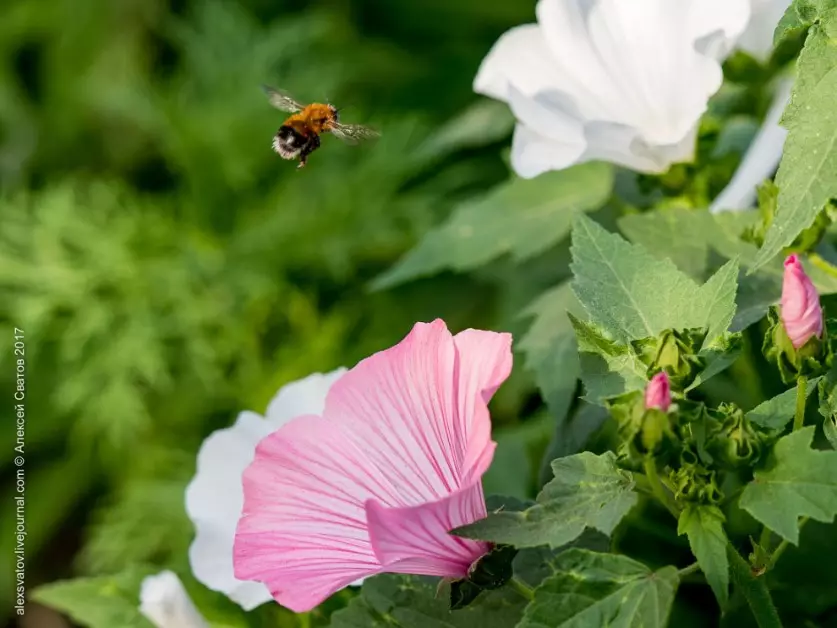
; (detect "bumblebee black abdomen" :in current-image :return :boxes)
[272,125,308,159]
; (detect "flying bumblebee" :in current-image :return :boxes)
[261,85,380,168]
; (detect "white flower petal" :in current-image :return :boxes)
[264,369,347,428]
[185,369,345,610]
[139,571,208,628]
[475,0,750,177]
[737,0,793,61]
[710,78,792,213]
[473,24,563,101]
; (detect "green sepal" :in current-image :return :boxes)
[606,391,679,464]
[668,459,723,506]
[631,328,706,388]
[704,402,768,470]
[762,307,833,384]
[448,544,518,610]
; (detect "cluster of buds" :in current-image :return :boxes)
[764,255,831,382]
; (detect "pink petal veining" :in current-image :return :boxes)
[233,320,512,612]
[781,255,823,349]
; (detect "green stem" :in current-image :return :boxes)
[678,562,701,578]
[769,517,810,570]
[809,252,837,279]
[509,576,535,601]
[759,526,773,555]
[631,471,654,495]
[728,545,783,628]
[643,457,679,519]
[794,375,808,432]
[297,612,311,628]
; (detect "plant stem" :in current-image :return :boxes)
[769,517,810,570]
[509,576,535,601]
[794,375,808,432]
[643,457,679,519]
[678,562,701,578]
[297,612,311,628]
[728,545,783,628]
[631,471,654,495]
[809,252,837,279]
[759,526,773,555]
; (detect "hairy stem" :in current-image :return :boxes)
[678,562,701,578]
[728,545,783,628]
[509,576,535,601]
[794,375,808,432]
[769,517,810,570]
[643,457,679,518]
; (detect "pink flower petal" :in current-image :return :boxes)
[781,255,823,349]
[366,481,491,577]
[233,320,512,612]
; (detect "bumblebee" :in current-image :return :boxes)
[261,85,380,168]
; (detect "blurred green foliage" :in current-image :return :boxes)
[0,0,541,623]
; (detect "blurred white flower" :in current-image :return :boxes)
[139,571,208,628]
[738,0,793,60]
[709,78,792,213]
[474,0,751,178]
[185,369,347,611]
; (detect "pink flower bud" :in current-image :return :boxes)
[645,372,671,411]
[781,255,823,349]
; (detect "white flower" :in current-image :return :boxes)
[709,78,792,213]
[474,0,751,178]
[139,571,208,628]
[738,0,793,60]
[185,369,347,611]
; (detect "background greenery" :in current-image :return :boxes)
[3,0,835,626]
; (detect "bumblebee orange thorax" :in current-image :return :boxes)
[293,103,338,134]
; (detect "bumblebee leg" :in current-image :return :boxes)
[296,135,321,170]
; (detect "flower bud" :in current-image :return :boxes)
[781,254,823,349]
[645,372,671,411]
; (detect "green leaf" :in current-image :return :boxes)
[740,426,837,543]
[415,99,515,159]
[31,570,155,628]
[752,15,837,270]
[570,214,738,346]
[746,378,821,430]
[329,574,527,628]
[372,163,613,289]
[569,314,647,403]
[618,207,837,331]
[518,550,679,628]
[518,281,581,420]
[826,416,837,449]
[454,452,637,548]
[677,505,729,607]
[685,333,743,392]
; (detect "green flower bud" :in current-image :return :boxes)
[705,402,765,469]
[632,328,706,388]
[669,461,722,505]
[763,307,834,384]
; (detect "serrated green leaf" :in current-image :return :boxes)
[569,314,647,403]
[752,16,837,270]
[518,550,679,628]
[619,207,837,330]
[570,215,738,346]
[372,163,613,289]
[677,505,729,607]
[32,570,155,628]
[740,427,837,543]
[454,452,637,548]
[329,574,527,628]
[746,378,821,430]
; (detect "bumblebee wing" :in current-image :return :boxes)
[260,85,304,113]
[330,122,381,144]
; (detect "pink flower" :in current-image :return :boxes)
[781,254,823,349]
[233,320,512,612]
[645,372,671,411]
